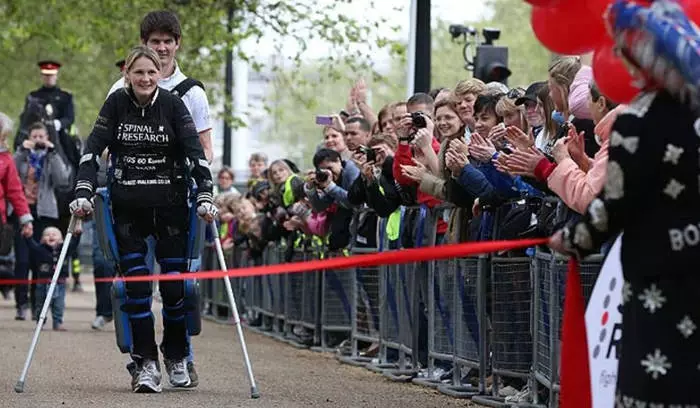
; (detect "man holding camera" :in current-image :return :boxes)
[348,134,402,248]
[304,149,360,251]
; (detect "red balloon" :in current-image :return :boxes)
[679,0,700,26]
[531,4,608,55]
[524,0,561,6]
[592,42,639,104]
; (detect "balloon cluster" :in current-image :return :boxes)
[527,0,700,103]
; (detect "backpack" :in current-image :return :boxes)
[171,78,205,98]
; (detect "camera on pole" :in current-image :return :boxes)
[449,25,511,85]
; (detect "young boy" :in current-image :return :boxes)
[27,225,80,331]
[247,153,268,189]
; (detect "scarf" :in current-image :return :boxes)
[29,150,47,180]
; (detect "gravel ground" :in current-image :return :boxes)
[0,273,481,408]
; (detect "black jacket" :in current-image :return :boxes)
[75,87,212,208]
[347,157,401,217]
[27,237,80,280]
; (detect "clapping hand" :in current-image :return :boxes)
[504,146,546,178]
[400,158,428,182]
[505,126,535,151]
[469,132,497,162]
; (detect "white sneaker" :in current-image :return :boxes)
[505,385,531,403]
[164,358,191,388]
[133,360,162,393]
[498,385,519,397]
[91,315,112,330]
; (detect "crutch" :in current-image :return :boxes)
[15,216,79,393]
[207,218,260,399]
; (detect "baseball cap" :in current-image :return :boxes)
[515,81,546,106]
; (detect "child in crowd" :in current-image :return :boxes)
[247,153,268,190]
[27,225,80,331]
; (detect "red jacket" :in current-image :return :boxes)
[392,139,448,235]
[0,151,32,225]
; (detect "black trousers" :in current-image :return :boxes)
[113,204,189,361]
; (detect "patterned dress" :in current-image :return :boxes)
[563,90,700,406]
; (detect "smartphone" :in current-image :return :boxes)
[315,115,334,125]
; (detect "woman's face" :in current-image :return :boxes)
[474,109,500,137]
[524,100,545,128]
[323,128,346,153]
[217,171,233,190]
[435,106,462,139]
[456,93,477,124]
[379,111,395,136]
[548,76,567,113]
[269,163,290,185]
[502,109,523,130]
[127,56,160,101]
[587,91,607,125]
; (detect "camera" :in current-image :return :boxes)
[482,28,501,45]
[356,145,376,163]
[448,24,476,40]
[315,169,329,183]
[34,141,46,150]
[411,112,427,129]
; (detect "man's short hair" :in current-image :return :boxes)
[28,122,47,134]
[140,10,182,42]
[313,148,341,168]
[345,117,371,132]
[248,152,268,164]
[454,78,487,98]
[406,93,434,108]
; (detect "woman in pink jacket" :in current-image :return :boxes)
[538,82,626,214]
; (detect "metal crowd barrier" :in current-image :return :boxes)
[314,249,353,351]
[437,256,488,398]
[531,250,603,407]
[337,246,382,366]
[197,201,607,407]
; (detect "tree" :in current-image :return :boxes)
[431,0,551,89]
[0,0,399,145]
[259,0,552,166]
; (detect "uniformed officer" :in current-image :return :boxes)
[16,61,76,161]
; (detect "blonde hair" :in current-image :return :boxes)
[323,114,346,134]
[0,112,13,148]
[123,46,162,88]
[548,56,582,91]
[496,88,528,131]
[453,78,487,98]
[267,159,294,190]
[41,226,64,243]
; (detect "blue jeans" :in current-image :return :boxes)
[35,282,66,328]
[91,221,115,317]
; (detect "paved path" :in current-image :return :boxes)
[0,273,479,408]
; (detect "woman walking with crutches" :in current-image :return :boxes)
[69,45,216,393]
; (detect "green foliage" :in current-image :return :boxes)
[0,0,399,146]
[259,0,551,166]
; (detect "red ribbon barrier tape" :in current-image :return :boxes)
[0,238,548,286]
